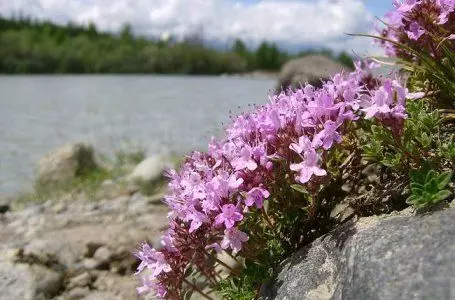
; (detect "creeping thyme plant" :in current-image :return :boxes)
[134,1,454,299]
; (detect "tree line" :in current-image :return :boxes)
[0,16,353,74]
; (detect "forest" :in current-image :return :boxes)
[0,16,353,74]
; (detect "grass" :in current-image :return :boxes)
[11,147,183,210]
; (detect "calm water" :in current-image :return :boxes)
[0,75,275,195]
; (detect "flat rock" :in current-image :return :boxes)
[262,206,455,300]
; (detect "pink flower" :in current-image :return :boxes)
[134,243,171,277]
[186,208,210,233]
[407,22,425,40]
[137,276,167,297]
[289,136,312,154]
[215,204,244,228]
[290,149,327,184]
[221,227,249,254]
[231,145,258,171]
[313,120,343,150]
[245,187,270,209]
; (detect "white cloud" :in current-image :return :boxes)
[0,0,381,53]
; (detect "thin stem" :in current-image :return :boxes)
[261,209,277,234]
[183,278,215,300]
[203,249,241,277]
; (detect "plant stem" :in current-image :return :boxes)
[261,209,277,234]
[183,278,215,300]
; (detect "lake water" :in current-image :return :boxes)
[0,75,275,195]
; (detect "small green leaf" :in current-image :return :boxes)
[434,190,452,202]
[406,195,419,205]
[424,178,439,194]
[290,184,309,195]
[425,170,437,182]
[436,171,452,190]
[410,182,424,191]
[410,169,426,184]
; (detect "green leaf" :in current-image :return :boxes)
[406,195,420,205]
[436,171,452,190]
[409,169,426,184]
[424,178,439,194]
[425,170,437,183]
[410,182,424,193]
[290,184,309,195]
[434,190,452,202]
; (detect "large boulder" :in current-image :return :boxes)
[261,205,455,300]
[36,142,98,187]
[276,55,350,91]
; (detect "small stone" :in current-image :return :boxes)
[82,258,99,270]
[80,291,122,300]
[0,248,21,262]
[52,202,67,214]
[127,155,173,184]
[84,242,103,258]
[101,180,115,187]
[93,247,111,262]
[67,287,90,300]
[31,264,63,298]
[68,272,91,289]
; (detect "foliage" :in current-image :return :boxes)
[0,16,353,74]
[407,167,452,208]
[129,1,455,299]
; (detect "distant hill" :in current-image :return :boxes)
[0,16,353,75]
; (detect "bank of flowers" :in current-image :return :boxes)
[135,1,454,299]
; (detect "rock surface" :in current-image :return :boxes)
[0,192,168,300]
[261,205,455,300]
[127,155,173,184]
[36,143,98,187]
[276,55,350,91]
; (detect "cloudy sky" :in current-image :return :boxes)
[0,0,393,53]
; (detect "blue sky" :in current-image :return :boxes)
[365,0,393,17]
[0,0,394,53]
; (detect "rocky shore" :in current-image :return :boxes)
[0,142,173,300]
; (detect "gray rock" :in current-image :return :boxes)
[0,262,35,300]
[262,206,455,300]
[68,272,92,289]
[92,272,139,300]
[93,247,111,264]
[36,142,98,187]
[276,55,350,91]
[80,291,122,300]
[0,262,62,300]
[127,155,173,184]
[30,264,63,297]
[82,258,100,270]
[67,287,90,300]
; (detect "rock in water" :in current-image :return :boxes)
[261,206,455,300]
[36,142,98,187]
[276,55,350,91]
[127,155,173,184]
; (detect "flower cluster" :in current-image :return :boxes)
[134,59,412,298]
[378,0,454,58]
